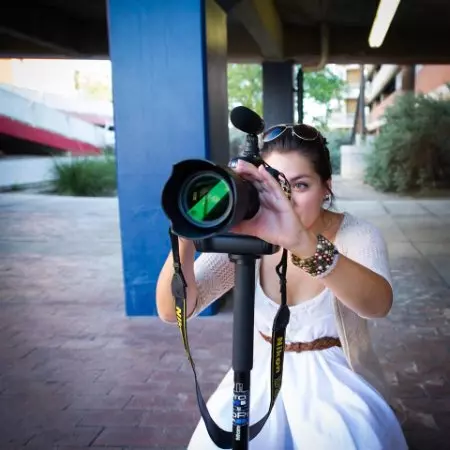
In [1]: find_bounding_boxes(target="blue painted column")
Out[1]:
[107,0,229,315]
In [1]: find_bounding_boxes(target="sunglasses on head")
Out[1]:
[262,123,321,143]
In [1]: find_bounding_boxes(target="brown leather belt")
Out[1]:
[259,331,341,353]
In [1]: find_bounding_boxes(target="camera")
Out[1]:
[161,106,281,240]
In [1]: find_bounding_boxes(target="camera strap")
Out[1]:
[169,228,290,448]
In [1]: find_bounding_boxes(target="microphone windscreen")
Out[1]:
[230,106,265,135]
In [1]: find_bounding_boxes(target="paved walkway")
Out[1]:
[0,178,450,449]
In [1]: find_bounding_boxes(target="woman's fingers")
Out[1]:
[233,160,290,207]
[258,165,289,201]
[232,161,267,192]
[259,164,281,188]
[233,160,262,179]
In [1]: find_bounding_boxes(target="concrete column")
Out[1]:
[107,0,228,316]
[401,65,415,91]
[341,65,369,180]
[296,66,304,123]
[262,62,294,127]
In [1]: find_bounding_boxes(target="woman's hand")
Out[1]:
[230,160,314,253]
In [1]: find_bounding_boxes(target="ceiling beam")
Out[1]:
[0,3,108,58]
[228,24,450,65]
[228,0,283,60]
[215,0,242,13]
[284,25,450,65]
[0,33,62,58]
[2,4,450,66]
[0,4,81,56]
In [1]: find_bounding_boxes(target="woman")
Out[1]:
[156,124,408,449]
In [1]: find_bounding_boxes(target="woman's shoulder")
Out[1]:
[335,211,393,285]
[335,211,388,253]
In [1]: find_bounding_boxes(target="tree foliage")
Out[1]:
[365,93,450,192]
[228,64,263,116]
[302,67,345,105]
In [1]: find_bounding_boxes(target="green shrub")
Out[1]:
[365,93,450,192]
[52,156,117,197]
[103,145,115,156]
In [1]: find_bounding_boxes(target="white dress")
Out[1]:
[187,214,408,450]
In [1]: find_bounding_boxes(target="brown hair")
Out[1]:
[260,129,334,206]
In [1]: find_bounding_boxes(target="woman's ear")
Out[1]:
[325,179,332,196]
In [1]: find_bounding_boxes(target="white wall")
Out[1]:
[10,59,78,95]
[0,156,67,187]
[8,59,112,97]
[0,156,108,188]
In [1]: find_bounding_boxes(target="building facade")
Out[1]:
[365,64,450,133]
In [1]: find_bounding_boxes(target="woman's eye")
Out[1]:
[293,182,308,191]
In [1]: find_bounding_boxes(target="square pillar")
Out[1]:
[296,66,304,123]
[107,0,228,315]
[262,61,294,127]
[401,65,416,92]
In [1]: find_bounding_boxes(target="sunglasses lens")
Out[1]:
[293,124,319,140]
[263,126,286,142]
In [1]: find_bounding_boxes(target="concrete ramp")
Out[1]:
[0,83,112,155]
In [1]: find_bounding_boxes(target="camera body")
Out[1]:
[161,106,284,240]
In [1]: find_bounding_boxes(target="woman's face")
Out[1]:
[263,150,330,229]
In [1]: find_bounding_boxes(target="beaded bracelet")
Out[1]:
[291,234,340,278]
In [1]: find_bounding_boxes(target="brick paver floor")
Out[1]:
[1,189,450,449]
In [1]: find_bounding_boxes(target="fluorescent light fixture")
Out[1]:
[368,0,401,48]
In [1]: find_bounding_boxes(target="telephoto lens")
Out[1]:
[161,159,260,239]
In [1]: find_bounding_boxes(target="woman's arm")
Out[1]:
[156,239,198,323]
[317,253,392,318]
[156,241,235,323]
[290,225,393,319]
